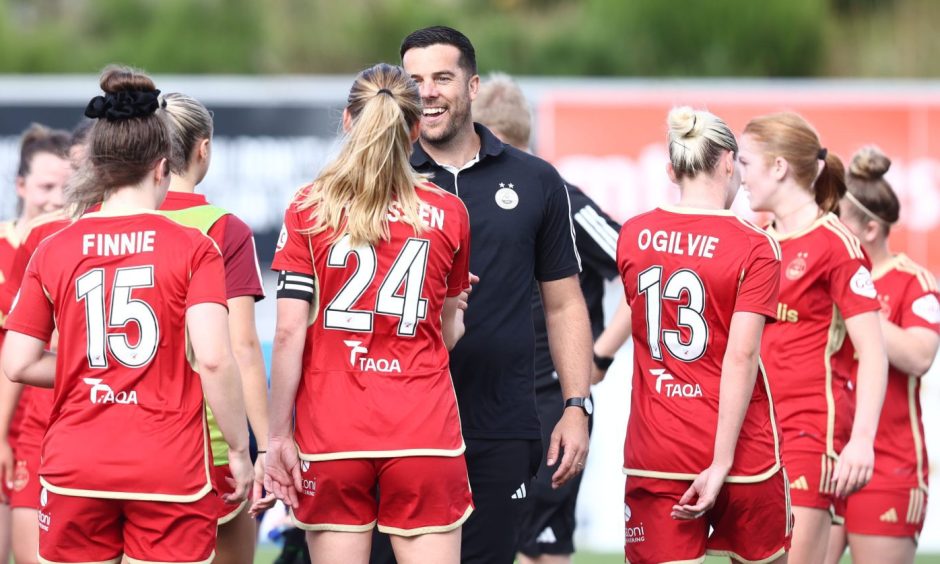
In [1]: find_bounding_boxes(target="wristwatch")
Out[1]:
[564,396,594,416]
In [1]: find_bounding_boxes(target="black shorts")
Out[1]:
[519,385,593,557]
[369,437,541,564]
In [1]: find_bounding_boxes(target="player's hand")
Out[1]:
[224,448,253,505]
[547,407,589,489]
[0,440,13,503]
[248,453,276,517]
[671,464,729,520]
[457,273,480,311]
[590,363,608,385]
[833,437,874,498]
[264,436,303,508]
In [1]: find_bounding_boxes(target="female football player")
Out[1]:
[738,112,887,562]
[826,146,938,564]
[1,65,252,563]
[618,106,789,563]
[265,63,472,564]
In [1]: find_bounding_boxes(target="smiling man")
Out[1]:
[370,26,593,564]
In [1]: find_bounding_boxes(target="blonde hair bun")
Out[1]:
[849,145,891,180]
[667,106,703,139]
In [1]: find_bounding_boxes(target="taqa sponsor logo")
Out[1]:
[343,340,401,373]
[785,252,809,280]
[776,303,799,323]
[83,378,138,405]
[912,294,940,324]
[849,266,877,299]
[650,369,703,398]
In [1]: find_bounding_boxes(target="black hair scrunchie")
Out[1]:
[84,89,162,121]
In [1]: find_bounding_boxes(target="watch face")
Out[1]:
[584,397,594,415]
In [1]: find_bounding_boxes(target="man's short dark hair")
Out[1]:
[400,26,477,75]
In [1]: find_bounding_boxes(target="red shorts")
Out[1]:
[623,470,792,564]
[831,496,846,525]
[291,455,473,536]
[38,488,217,563]
[843,487,927,541]
[11,439,40,510]
[210,463,248,525]
[784,450,836,510]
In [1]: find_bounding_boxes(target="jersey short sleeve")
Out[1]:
[534,178,581,282]
[899,278,940,333]
[213,215,264,301]
[828,252,881,319]
[446,204,471,297]
[186,237,228,310]
[735,238,781,320]
[5,251,55,342]
[272,204,314,276]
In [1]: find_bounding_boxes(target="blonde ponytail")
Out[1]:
[298,63,428,247]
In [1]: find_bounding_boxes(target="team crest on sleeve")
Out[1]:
[849,266,877,298]
[785,252,808,280]
[912,294,940,324]
[495,182,519,210]
[276,223,288,251]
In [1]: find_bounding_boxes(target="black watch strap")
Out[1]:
[593,353,615,370]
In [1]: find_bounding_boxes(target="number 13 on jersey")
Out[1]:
[638,265,709,362]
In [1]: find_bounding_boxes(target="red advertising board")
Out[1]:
[537,85,940,273]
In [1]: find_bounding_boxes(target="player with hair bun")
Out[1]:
[618,106,789,563]
[824,146,938,564]
[266,63,472,564]
[738,112,888,562]
[0,65,252,563]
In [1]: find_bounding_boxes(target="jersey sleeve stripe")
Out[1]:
[821,221,863,260]
[733,217,782,261]
[562,185,582,271]
[573,206,617,259]
[826,217,865,259]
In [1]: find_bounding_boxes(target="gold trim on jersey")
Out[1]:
[378,504,473,537]
[290,512,377,533]
[705,548,787,564]
[733,217,782,261]
[125,552,216,564]
[39,405,213,503]
[658,204,734,216]
[824,304,845,458]
[784,468,793,537]
[623,358,782,484]
[908,377,929,492]
[820,453,838,495]
[298,443,466,462]
[766,213,830,241]
[0,220,21,248]
[879,254,940,293]
[821,217,865,260]
[39,555,121,564]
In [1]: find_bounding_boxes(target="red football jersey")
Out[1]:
[3,214,72,454]
[618,206,782,482]
[4,210,227,500]
[762,214,880,459]
[855,255,937,492]
[271,184,471,460]
[0,220,23,441]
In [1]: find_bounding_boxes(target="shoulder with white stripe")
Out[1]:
[572,204,619,260]
[895,255,939,293]
[820,215,865,260]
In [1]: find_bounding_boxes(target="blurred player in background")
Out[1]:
[738,112,887,562]
[159,91,273,563]
[825,146,939,564]
[265,63,472,564]
[618,106,788,563]
[0,123,70,564]
[0,65,251,563]
[471,72,626,564]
